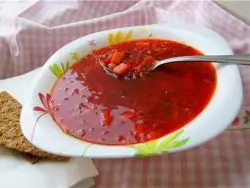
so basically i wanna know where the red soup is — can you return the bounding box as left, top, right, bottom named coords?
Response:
left=50, top=39, right=216, bottom=145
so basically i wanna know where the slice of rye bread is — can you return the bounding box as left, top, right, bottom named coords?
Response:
left=0, top=91, right=69, bottom=162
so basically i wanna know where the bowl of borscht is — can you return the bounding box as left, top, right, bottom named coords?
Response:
left=20, top=24, right=242, bottom=158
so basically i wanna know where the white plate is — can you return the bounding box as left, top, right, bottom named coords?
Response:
left=20, top=24, right=243, bottom=158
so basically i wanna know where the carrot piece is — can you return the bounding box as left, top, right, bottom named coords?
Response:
left=108, top=63, right=116, bottom=70
left=101, top=111, right=112, bottom=127
left=102, top=53, right=113, bottom=65
left=113, top=63, right=130, bottom=75
left=122, top=111, right=136, bottom=119
left=110, top=50, right=124, bottom=65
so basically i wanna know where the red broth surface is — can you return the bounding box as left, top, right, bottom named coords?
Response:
left=50, top=39, right=216, bottom=145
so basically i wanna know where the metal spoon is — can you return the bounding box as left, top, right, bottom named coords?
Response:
left=100, top=54, right=250, bottom=78
left=152, top=54, right=250, bottom=70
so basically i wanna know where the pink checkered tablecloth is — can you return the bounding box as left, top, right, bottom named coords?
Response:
left=1, top=1, right=250, bottom=187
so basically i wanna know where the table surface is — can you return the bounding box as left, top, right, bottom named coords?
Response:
left=93, top=129, right=250, bottom=188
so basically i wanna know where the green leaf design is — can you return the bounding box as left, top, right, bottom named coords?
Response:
left=145, top=140, right=157, bottom=153
left=66, top=61, right=70, bottom=70
left=130, top=129, right=189, bottom=157
left=49, top=65, right=59, bottom=78
left=71, top=52, right=79, bottom=61
left=157, top=130, right=184, bottom=150
left=49, top=62, right=71, bottom=78
left=135, top=150, right=148, bottom=157
left=133, top=146, right=148, bottom=157
left=61, top=63, right=66, bottom=72
left=81, top=144, right=92, bottom=156
left=162, top=138, right=190, bottom=150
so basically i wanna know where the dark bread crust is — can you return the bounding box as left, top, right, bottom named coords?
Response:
left=0, top=91, right=69, bottom=163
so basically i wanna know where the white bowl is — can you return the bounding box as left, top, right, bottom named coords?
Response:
left=20, top=24, right=243, bottom=158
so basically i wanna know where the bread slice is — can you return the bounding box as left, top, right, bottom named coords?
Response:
left=0, top=91, right=69, bottom=163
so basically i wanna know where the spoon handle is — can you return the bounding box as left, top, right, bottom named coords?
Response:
left=156, top=54, right=250, bottom=67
